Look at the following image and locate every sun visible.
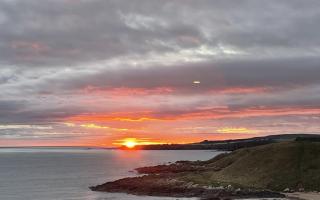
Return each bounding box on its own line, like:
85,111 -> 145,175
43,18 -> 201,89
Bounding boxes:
115,137 -> 164,149
123,139 -> 137,149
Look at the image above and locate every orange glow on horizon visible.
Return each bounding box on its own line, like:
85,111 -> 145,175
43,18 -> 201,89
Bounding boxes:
113,138 -> 165,148
57,106 -> 320,147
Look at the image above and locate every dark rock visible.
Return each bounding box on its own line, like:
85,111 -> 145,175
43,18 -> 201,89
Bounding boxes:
90,174 -> 285,199
90,175 -> 207,197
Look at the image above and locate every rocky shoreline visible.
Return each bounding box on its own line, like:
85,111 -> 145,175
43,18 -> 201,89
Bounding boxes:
90,161 -> 285,200
90,175 -> 284,199
90,141 -> 320,199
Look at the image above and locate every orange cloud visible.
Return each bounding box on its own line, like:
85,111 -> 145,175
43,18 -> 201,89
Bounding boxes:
214,87 -> 269,94
80,123 -> 110,129
66,114 -> 162,123
64,122 -> 129,132
65,106 -> 320,125
216,127 -> 258,134
112,117 -> 158,122
167,106 -> 320,121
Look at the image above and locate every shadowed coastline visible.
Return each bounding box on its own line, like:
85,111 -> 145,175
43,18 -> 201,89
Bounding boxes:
119,134 -> 320,151
90,138 -> 320,199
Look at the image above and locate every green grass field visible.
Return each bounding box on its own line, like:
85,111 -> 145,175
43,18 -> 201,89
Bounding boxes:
179,141 -> 320,191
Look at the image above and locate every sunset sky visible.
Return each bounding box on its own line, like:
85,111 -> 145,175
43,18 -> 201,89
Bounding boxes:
0,0 -> 320,147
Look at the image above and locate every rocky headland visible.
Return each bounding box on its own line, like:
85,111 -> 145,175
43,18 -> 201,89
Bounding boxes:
91,140 -> 320,199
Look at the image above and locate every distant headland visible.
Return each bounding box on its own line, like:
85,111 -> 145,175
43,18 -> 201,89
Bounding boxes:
119,134 -> 320,151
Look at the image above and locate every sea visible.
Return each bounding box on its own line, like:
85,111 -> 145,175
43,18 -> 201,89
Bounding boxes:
0,148 -> 221,200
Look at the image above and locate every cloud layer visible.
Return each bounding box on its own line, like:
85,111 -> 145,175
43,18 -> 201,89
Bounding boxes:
0,0 -> 320,146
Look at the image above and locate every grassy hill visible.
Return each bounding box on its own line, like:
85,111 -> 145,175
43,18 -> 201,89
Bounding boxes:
179,141 -> 320,191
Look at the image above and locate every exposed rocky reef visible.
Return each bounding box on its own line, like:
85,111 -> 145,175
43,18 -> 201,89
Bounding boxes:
90,174 -> 284,199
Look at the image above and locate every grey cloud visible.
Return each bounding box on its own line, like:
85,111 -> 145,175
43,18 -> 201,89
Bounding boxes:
0,100 -> 26,114
1,56 -> 320,124
1,0 -> 320,141
0,0 -> 205,66
0,0 -> 320,66
0,129 -> 87,140
46,57 -> 320,93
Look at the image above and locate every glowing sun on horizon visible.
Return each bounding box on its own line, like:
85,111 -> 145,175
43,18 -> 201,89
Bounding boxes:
123,139 -> 137,148
114,137 -> 165,149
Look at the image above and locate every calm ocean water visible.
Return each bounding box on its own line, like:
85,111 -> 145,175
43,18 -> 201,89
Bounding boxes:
0,148 -> 221,200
